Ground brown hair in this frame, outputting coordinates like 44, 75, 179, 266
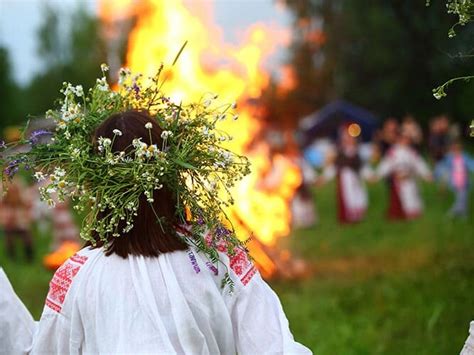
88, 110, 188, 258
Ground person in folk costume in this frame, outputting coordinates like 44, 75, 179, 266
434, 139, 474, 218
0, 70, 311, 355
0, 176, 34, 262
321, 125, 370, 224
376, 127, 432, 220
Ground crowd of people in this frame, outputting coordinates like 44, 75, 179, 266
1, 115, 473, 264
292, 115, 474, 227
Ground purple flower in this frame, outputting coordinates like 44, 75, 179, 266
215, 225, 231, 238
4, 159, 20, 179
4, 156, 27, 179
206, 261, 218, 276
187, 251, 201, 274
197, 214, 205, 225
0, 141, 6, 149
29, 130, 52, 144
132, 83, 140, 99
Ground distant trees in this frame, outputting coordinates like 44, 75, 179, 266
280, 0, 474, 126
21, 5, 107, 120
2, 1, 473, 136
0, 47, 21, 133
0, 5, 108, 136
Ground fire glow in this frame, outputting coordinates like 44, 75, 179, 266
99, 0, 302, 278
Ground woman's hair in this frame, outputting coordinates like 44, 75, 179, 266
88, 110, 188, 258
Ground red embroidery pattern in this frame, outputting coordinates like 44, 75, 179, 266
70, 254, 88, 265
229, 247, 256, 286
45, 253, 88, 313
175, 225, 257, 285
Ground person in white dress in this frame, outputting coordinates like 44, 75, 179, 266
0, 110, 311, 355
376, 128, 432, 220
320, 127, 371, 224
0, 244, 309, 354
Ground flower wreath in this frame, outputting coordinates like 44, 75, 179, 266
1, 63, 251, 290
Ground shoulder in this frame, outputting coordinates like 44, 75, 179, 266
43, 247, 100, 314
213, 246, 257, 289
189, 233, 258, 293
177, 225, 258, 286
210, 238, 258, 291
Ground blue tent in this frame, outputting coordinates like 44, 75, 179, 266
299, 100, 379, 146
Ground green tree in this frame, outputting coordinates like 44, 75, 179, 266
19, 5, 107, 120
281, 0, 474, 125
0, 46, 21, 134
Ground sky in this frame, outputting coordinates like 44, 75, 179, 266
0, 0, 292, 85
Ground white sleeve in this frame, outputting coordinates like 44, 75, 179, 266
0, 268, 36, 355
413, 154, 431, 179
229, 272, 312, 355
376, 156, 394, 178
30, 273, 84, 354
461, 321, 474, 355
31, 304, 85, 355
360, 165, 375, 180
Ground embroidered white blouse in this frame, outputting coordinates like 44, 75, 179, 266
0, 246, 311, 355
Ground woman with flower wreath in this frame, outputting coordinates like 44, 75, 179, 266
0, 65, 311, 354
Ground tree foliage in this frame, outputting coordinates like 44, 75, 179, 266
20, 5, 107, 120
281, 0, 474, 126
0, 4, 108, 137
0, 47, 21, 132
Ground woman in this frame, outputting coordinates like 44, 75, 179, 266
0, 68, 310, 354
376, 128, 432, 220
320, 127, 369, 224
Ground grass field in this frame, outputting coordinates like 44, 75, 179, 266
1, 182, 473, 354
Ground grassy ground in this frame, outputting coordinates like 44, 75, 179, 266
273, 182, 474, 354
1, 182, 473, 354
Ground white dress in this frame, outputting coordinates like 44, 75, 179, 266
0, 245, 311, 355
376, 144, 431, 218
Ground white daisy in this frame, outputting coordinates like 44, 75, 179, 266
161, 130, 173, 139
34, 171, 46, 181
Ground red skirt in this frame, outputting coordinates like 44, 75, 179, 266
388, 179, 405, 220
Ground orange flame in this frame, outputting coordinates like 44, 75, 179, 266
99, 0, 301, 277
